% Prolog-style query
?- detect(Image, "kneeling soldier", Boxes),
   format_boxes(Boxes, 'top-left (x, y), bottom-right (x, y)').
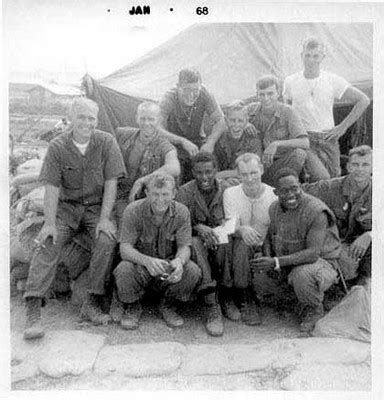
top-left (111, 173), bottom-right (201, 329)
top-left (253, 168), bottom-right (341, 332)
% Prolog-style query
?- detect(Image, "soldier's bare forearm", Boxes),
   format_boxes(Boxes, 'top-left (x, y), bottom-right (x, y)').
top-left (100, 179), bottom-right (117, 220)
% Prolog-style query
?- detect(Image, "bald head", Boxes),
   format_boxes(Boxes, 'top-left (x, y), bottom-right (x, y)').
top-left (70, 98), bottom-right (99, 142)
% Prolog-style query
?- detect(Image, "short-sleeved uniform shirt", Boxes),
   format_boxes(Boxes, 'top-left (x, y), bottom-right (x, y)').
top-left (214, 129), bottom-right (263, 171)
top-left (120, 199), bottom-right (192, 260)
top-left (159, 85), bottom-right (223, 148)
top-left (115, 127), bottom-right (176, 200)
top-left (39, 129), bottom-right (126, 228)
top-left (283, 71), bottom-right (350, 131)
top-left (247, 102), bottom-right (308, 153)
top-left (176, 178), bottom-right (229, 229)
top-left (302, 175), bottom-right (372, 243)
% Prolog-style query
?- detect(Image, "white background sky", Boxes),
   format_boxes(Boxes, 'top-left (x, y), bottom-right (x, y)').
top-left (4, 0), bottom-right (193, 83)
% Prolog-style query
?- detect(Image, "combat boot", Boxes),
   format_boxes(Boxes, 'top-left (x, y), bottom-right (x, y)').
top-left (204, 293), bottom-right (224, 337)
top-left (158, 298), bottom-right (184, 328)
top-left (299, 304), bottom-right (324, 333)
top-left (80, 293), bottom-right (111, 325)
top-left (220, 288), bottom-right (241, 321)
top-left (24, 297), bottom-right (44, 340)
top-left (239, 289), bottom-right (262, 326)
top-left (121, 301), bottom-right (143, 330)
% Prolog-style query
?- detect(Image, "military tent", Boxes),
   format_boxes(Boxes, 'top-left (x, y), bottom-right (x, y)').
top-left (83, 22), bottom-right (373, 151)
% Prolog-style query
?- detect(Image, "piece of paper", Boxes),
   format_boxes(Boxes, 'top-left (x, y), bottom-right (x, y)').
top-left (213, 217), bottom-right (236, 244)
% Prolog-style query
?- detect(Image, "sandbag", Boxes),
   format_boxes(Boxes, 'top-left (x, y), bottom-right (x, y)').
top-left (313, 284), bottom-right (371, 342)
top-left (15, 186), bottom-right (45, 221)
top-left (16, 158), bottom-right (43, 176)
top-left (10, 217), bottom-right (45, 265)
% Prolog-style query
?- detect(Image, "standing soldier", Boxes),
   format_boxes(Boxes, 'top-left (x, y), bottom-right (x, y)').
top-left (283, 38), bottom-right (370, 181)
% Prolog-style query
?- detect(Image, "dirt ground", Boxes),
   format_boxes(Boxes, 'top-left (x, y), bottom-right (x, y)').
top-left (11, 293), bottom-right (303, 348)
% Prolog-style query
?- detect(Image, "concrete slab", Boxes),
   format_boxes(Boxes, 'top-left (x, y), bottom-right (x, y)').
top-left (38, 330), bottom-right (105, 378)
top-left (281, 363), bottom-right (371, 390)
top-left (11, 332), bottom-right (43, 383)
top-left (180, 343), bottom-right (275, 375)
top-left (272, 338), bottom-right (370, 367)
top-left (94, 342), bottom-right (185, 377)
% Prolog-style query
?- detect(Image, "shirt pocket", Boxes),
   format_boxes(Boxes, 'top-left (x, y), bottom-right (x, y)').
top-left (62, 165), bottom-right (82, 189)
top-left (88, 159), bottom-right (104, 188)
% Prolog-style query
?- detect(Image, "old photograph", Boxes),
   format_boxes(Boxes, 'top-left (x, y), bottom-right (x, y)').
top-left (2, 0), bottom-right (382, 395)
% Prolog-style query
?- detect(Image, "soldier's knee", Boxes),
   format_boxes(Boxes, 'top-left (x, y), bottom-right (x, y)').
top-left (96, 232), bottom-right (116, 250)
top-left (293, 148), bottom-right (307, 164)
top-left (114, 260), bottom-right (135, 281)
top-left (184, 260), bottom-right (202, 282)
top-left (289, 265), bottom-right (312, 288)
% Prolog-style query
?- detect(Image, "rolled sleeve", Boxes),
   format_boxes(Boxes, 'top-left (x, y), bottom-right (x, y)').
top-left (119, 204), bottom-right (139, 244)
top-left (332, 74), bottom-right (351, 100)
top-left (204, 89), bottom-right (224, 121)
top-left (103, 136), bottom-right (126, 181)
top-left (38, 142), bottom-right (61, 187)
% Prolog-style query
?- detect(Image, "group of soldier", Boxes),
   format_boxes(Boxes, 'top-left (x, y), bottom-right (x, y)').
top-left (22, 37), bottom-right (372, 340)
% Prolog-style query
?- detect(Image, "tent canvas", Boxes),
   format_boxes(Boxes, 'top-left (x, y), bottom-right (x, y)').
top-left (83, 22), bottom-right (372, 150)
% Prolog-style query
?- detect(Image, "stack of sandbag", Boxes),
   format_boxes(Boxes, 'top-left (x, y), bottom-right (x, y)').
top-left (313, 282), bottom-right (371, 343)
top-left (10, 157), bottom-right (93, 298)
top-left (14, 186), bottom-right (45, 222)
top-left (10, 158), bottom-right (43, 207)
top-left (10, 215), bottom-right (92, 296)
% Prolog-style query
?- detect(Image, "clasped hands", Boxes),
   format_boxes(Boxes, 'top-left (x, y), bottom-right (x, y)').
top-left (145, 257), bottom-right (183, 284)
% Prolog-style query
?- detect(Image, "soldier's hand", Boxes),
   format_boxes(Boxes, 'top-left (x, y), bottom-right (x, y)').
top-left (195, 224), bottom-right (219, 249)
top-left (35, 223), bottom-right (58, 246)
top-left (200, 142), bottom-right (214, 154)
top-left (324, 124), bottom-right (347, 141)
top-left (181, 139), bottom-right (199, 156)
top-left (239, 226), bottom-right (261, 247)
top-left (96, 218), bottom-right (117, 241)
top-left (167, 258), bottom-right (184, 283)
top-left (262, 143), bottom-right (278, 167)
top-left (145, 258), bottom-right (169, 277)
top-left (243, 123), bottom-right (259, 137)
top-left (349, 232), bottom-right (371, 261)
top-left (128, 178), bottom-right (145, 203)
top-left (252, 257), bottom-right (275, 273)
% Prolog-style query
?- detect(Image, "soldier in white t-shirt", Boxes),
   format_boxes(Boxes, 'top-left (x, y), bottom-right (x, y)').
top-left (283, 38), bottom-right (370, 181)
top-left (222, 153), bottom-right (277, 326)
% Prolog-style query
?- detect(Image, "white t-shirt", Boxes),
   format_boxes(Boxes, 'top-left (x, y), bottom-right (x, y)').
top-left (283, 71), bottom-right (350, 131)
top-left (72, 139), bottom-right (89, 155)
top-left (223, 184), bottom-right (277, 246)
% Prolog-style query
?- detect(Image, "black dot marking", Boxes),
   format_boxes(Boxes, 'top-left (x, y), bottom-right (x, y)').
top-left (170, 8), bottom-right (173, 11)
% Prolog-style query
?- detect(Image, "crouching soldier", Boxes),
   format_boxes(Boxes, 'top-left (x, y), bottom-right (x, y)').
top-left (252, 168), bottom-right (341, 333)
top-left (23, 98), bottom-right (126, 340)
top-left (176, 152), bottom-right (229, 337)
top-left (111, 173), bottom-right (201, 329)
top-left (302, 145), bottom-right (372, 284)
top-left (222, 153), bottom-right (277, 325)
